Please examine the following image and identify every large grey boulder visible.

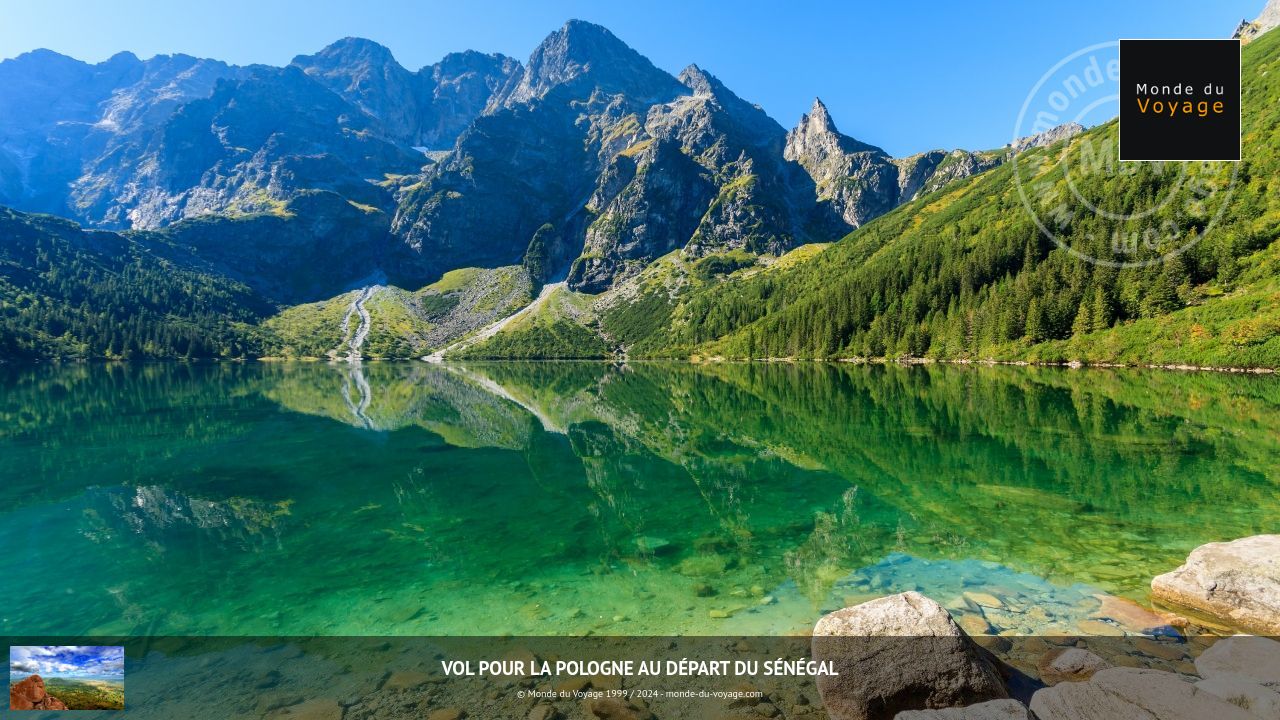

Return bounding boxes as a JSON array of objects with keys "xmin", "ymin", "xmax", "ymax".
[
  {"xmin": 1195, "ymin": 636, "xmax": 1280, "ymax": 690},
  {"xmin": 1151, "ymin": 535, "xmax": 1280, "ymax": 635},
  {"xmin": 1196, "ymin": 675, "xmax": 1280, "ymax": 719},
  {"xmin": 893, "ymin": 699, "xmax": 1029, "ymax": 719},
  {"xmin": 1029, "ymin": 667, "xmax": 1255, "ymax": 720},
  {"xmin": 812, "ymin": 591, "xmax": 1008, "ymax": 720}
]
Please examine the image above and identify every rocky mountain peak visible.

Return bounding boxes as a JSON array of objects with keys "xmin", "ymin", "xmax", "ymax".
[
  {"xmin": 785, "ymin": 97, "xmax": 882, "ymax": 169},
  {"xmin": 677, "ymin": 64, "xmax": 719, "ymax": 96},
  {"xmin": 504, "ymin": 19, "xmax": 681, "ymax": 106},
  {"xmin": 295, "ymin": 37, "xmax": 398, "ymax": 68},
  {"xmin": 805, "ymin": 97, "xmax": 835, "ymax": 132},
  {"xmin": 1235, "ymin": 0, "xmax": 1280, "ymax": 42}
]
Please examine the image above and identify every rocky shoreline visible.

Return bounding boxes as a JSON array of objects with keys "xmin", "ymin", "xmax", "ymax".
[
  {"xmin": 810, "ymin": 534, "xmax": 1280, "ymax": 719},
  {"xmin": 55, "ymin": 536, "xmax": 1280, "ymax": 719}
]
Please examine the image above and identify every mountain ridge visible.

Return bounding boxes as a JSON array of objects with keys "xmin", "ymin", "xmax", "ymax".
[{"xmin": 0, "ymin": 18, "xmax": 1164, "ymax": 363}]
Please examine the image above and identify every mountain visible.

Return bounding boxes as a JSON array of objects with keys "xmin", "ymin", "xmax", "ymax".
[
  {"xmin": 392, "ymin": 20, "xmax": 1004, "ymax": 294},
  {"xmin": 10, "ymin": 15, "xmax": 1273, "ymax": 366},
  {"xmin": 290, "ymin": 39, "xmax": 520, "ymax": 149},
  {"xmin": 0, "ymin": 49, "xmax": 243, "ymax": 223},
  {"xmin": 1236, "ymin": 0, "xmax": 1280, "ymax": 42},
  {"xmin": 461, "ymin": 23, "xmax": 1280, "ymax": 369},
  {"xmin": 0, "ymin": 39, "xmax": 519, "ymax": 231}
]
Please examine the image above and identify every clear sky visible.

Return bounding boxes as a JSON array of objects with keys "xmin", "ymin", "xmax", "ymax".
[{"xmin": 0, "ymin": 0, "xmax": 1262, "ymax": 156}]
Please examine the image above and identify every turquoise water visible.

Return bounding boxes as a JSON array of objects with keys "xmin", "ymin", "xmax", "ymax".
[{"xmin": 0, "ymin": 361, "xmax": 1276, "ymax": 636}]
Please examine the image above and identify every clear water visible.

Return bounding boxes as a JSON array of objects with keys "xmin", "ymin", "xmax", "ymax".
[{"xmin": 0, "ymin": 361, "xmax": 1276, "ymax": 636}]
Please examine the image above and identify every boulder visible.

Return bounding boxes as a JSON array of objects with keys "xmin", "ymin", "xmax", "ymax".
[
  {"xmin": 1195, "ymin": 636, "xmax": 1280, "ymax": 690},
  {"xmin": 893, "ymin": 699, "xmax": 1030, "ymax": 719},
  {"xmin": 1029, "ymin": 667, "xmax": 1255, "ymax": 720},
  {"xmin": 1196, "ymin": 675, "xmax": 1280, "ymax": 719},
  {"xmin": 812, "ymin": 591, "xmax": 1009, "ymax": 720},
  {"xmin": 9, "ymin": 675, "xmax": 68, "ymax": 711},
  {"xmin": 1150, "ymin": 535, "xmax": 1280, "ymax": 635},
  {"xmin": 1036, "ymin": 648, "xmax": 1111, "ymax": 686}
]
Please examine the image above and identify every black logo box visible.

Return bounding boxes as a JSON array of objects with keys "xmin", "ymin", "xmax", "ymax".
[{"xmin": 1119, "ymin": 39, "xmax": 1240, "ymax": 161}]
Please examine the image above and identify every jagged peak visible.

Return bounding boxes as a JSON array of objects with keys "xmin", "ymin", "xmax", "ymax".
[
  {"xmin": 1235, "ymin": 0, "xmax": 1280, "ymax": 42},
  {"xmin": 677, "ymin": 63, "xmax": 719, "ymax": 95},
  {"xmin": 504, "ymin": 19, "xmax": 680, "ymax": 106},
  {"xmin": 785, "ymin": 98, "xmax": 885, "ymax": 165},
  {"xmin": 800, "ymin": 97, "xmax": 837, "ymax": 134}
]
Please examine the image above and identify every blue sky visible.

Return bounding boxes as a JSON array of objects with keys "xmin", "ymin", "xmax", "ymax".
[
  {"xmin": 9, "ymin": 646, "xmax": 125, "ymax": 681},
  {"xmin": 0, "ymin": 0, "xmax": 1262, "ymax": 155}
]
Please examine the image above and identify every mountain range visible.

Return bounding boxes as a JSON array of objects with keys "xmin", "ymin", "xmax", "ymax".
[{"xmin": 2, "ymin": 11, "xmax": 1277, "ymax": 367}]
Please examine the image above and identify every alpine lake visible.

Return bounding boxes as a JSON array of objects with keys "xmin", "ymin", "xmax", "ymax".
[{"xmin": 1, "ymin": 361, "xmax": 1276, "ymax": 638}]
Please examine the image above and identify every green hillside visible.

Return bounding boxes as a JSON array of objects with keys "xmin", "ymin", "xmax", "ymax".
[
  {"xmin": 42, "ymin": 678, "xmax": 125, "ymax": 711},
  {"xmin": 0, "ymin": 208, "xmax": 272, "ymax": 360},
  {"xmin": 460, "ymin": 29, "xmax": 1280, "ymax": 366},
  {"xmin": 594, "ymin": 29, "xmax": 1280, "ymax": 366}
]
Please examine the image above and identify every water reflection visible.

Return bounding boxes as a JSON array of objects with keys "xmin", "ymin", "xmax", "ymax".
[{"xmin": 0, "ymin": 361, "xmax": 1276, "ymax": 636}]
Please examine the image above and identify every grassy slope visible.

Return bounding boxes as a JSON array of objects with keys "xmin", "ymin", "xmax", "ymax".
[
  {"xmin": 583, "ymin": 29, "xmax": 1280, "ymax": 368},
  {"xmin": 263, "ymin": 266, "xmax": 532, "ymax": 359},
  {"xmin": 453, "ymin": 285, "xmax": 610, "ymax": 359}
]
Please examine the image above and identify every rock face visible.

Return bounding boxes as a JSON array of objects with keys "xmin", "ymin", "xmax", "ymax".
[
  {"xmin": 291, "ymin": 40, "xmax": 520, "ymax": 150},
  {"xmin": 1029, "ymin": 667, "xmax": 1256, "ymax": 720},
  {"xmin": 812, "ymin": 591, "xmax": 1009, "ymax": 720},
  {"xmin": 784, "ymin": 98, "xmax": 897, "ymax": 229},
  {"xmin": 1150, "ymin": 534, "xmax": 1280, "ymax": 635},
  {"xmin": 1235, "ymin": 0, "xmax": 1280, "ymax": 43},
  {"xmin": 1010, "ymin": 122, "xmax": 1085, "ymax": 153},
  {"xmin": 9, "ymin": 675, "xmax": 68, "ymax": 711},
  {"xmin": 784, "ymin": 98, "xmax": 1010, "ymax": 234}
]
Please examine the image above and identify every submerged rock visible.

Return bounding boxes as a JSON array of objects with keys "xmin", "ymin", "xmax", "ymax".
[
  {"xmin": 1151, "ymin": 535, "xmax": 1280, "ymax": 635},
  {"xmin": 1037, "ymin": 648, "xmax": 1111, "ymax": 686},
  {"xmin": 1029, "ymin": 667, "xmax": 1254, "ymax": 720},
  {"xmin": 812, "ymin": 591, "xmax": 1008, "ymax": 720}
]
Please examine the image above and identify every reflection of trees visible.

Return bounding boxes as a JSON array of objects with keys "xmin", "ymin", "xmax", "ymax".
[{"xmin": 6, "ymin": 359, "xmax": 1279, "ymax": 622}]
